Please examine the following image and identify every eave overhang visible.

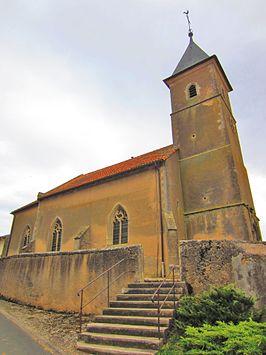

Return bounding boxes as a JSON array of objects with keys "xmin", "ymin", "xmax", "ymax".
[{"xmin": 164, "ymin": 55, "xmax": 233, "ymax": 92}]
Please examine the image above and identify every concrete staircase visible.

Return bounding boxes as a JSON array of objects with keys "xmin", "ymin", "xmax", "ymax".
[{"xmin": 77, "ymin": 279, "xmax": 187, "ymax": 354}]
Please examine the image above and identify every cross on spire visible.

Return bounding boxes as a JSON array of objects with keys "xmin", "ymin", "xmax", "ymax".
[{"xmin": 183, "ymin": 10, "xmax": 193, "ymax": 38}]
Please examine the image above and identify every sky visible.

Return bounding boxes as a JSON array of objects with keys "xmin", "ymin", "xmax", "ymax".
[{"xmin": 0, "ymin": 0, "xmax": 265, "ymax": 240}]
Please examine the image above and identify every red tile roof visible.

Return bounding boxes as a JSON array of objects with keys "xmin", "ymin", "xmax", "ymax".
[
  {"xmin": 41, "ymin": 145, "xmax": 176, "ymax": 199},
  {"xmin": 12, "ymin": 145, "xmax": 176, "ymax": 213}
]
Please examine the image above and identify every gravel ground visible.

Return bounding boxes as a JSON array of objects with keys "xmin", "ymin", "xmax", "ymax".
[{"xmin": 0, "ymin": 298, "xmax": 85, "ymax": 354}]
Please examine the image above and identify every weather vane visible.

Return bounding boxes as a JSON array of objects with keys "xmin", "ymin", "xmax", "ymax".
[{"xmin": 183, "ymin": 10, "xmax": 193, "ymax": 37}]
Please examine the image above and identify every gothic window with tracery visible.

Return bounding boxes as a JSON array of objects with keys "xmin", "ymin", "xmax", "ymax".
[
  {"xmin": 51, "ymin": 219, "xmax": 62, "ymax": 251},
  {"xmin": 22, "ymin": 226, "xmax": 31, "ymax": 247},
  {"xmin": 113, "ymin": 208, "xmax": 128, "ymax": 245},
  {"xmin": 189, "ymin": 84, "xmax": 197, "ymax": 98}
]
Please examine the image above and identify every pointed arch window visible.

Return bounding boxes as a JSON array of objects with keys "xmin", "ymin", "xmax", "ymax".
[
  {"xmin": 22, "ymin": 226, "xmax": 31, "ymax": 247},
  {"xmin": 51, "ymin": 219, "xmax": 62, "ymax": 251},
  {"xmin": 189, "ymin": 84, "xmax": 197, "ymax": 98},
  {"xmin": 113, "ymin": 208, "xmax": 128, "ymax": 245}
]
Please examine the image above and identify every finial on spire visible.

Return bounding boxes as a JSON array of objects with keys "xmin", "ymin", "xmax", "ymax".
[{"xmin": 183, "ymin": 10, "xmax": 193, "ymax": 39}]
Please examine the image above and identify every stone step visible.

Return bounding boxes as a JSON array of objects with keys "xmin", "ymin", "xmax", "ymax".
[
  {"xmin": 103, "ymin": 307, "xmax": 175, "ymax": 318},
  {"xmin": 79, "ymin": 332, "xmax": 162, "ymax": 350},
  {"xmin": 94, "ymin": 315, "xmax": 171, "ymax": 327},
  {"xmin": 77, "ymin": 341, "xmax": 156, "ymax": 354},
  {"xmin": 128, "ymin": 281, "xmax": 185, "ymax": 289},
  {"xmin": 110, "ymin": 300, "xmax": 175, "ymax": 309},
  {"xmin": 77, "ymin": 279, "xmax": 186, "ymax": 354},
  {"xmin": 124, "ymin": 287, "xmax": 183, "ymax": 294},
  {"xmin": 86, "ymin": 323, "xmax": 167, "ymax": 337},
  {"xmin": 144, "ymin": 278, "xmax": 180, "ymax": 282},
  {"xmin": 117, "ymin": 293, "xmax": 181, "ymax": 301}
]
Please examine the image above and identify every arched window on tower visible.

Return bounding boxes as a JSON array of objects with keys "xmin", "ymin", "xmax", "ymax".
[
  {"xmin": 51, "ymin": 219, "xmax": 62, "ymax": 251},
  {"xmin": 188, "ymin": 84, "xmax": 197, "ymax": 98},
  {"xmin": 22, "ymin": 226, "xmax": 31, "ymax": 247},
  {"xmin": 113, "ymin": 207, "xmax": 128, "ymax": 245}
]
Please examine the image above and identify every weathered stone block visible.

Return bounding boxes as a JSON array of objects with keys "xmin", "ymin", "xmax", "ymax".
[
  {"xmin": 0, "ymin": 245, "xmax": 144, "ymax": 313},
  {"xmin": 180, "ymin": 240, "xmax": 266, "ymax": 309}
]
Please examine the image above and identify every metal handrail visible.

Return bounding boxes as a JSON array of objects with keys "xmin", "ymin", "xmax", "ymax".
[
  {"xmin": 77, "ymin": 257, "xmax": 127, "ymax": 295},
  {"xmin": 152, "ymin": 265, "xmax": 180, "ymax": 340},
  {"xmin": 159, "ymin": 283, "xmax": 177, "ymax": 311},
  {"xmin": 151, "ymin": 268, "xmax": 175, "ymax": 302},
  {"xmin": 77, "ymin": 256, "xmax": 134, "ymax": 333},
  {"xmin": 82, "ymin": 270, "xmax": 131, "ymax": 309}
]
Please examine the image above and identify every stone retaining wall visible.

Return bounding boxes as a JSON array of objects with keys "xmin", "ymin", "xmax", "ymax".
[
  {"xmin": 180, "ymin": 240, "xmax": 266, "ymax": 309},
  {"xmin": 0, "ymin": 245, "xmax": 143, "ymax": 313}
]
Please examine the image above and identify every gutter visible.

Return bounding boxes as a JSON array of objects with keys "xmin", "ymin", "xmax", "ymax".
[
  {"xmin": 39, "ymin": 161, "xmax": 167, "ymax": 202},
  {"xmin": 11, "ymin": 163, "xmax": 161, "ymax": 213}
]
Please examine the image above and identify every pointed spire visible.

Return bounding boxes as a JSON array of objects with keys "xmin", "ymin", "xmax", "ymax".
[{"xmin": 172, "ymin": 11, "xmax": 209, "ymax": 76}]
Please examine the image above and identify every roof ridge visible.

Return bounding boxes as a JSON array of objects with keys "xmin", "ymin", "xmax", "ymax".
[
  {"xmin": 12, "ymin": 144, "xmax": 177, "ymax": 211},
  {"xmin": 82, "ymin": 144, "xmax": 175, "ymax": 177},
  {"xmin": 41, "ymin": 145, "xmax": 176, "ymax": 199},
  {"xmin": 41, "ymin": 174, "xmax": 85, "ymax": 195}
]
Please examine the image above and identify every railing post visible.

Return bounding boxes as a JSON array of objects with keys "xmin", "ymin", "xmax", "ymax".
[
  {"xmin": 77, "ymin": 257, "xmax": 134, "ymax": 335},
  {"xmin": 157, "ymin": 288, "xmax": 161, "ymax": 340},
  {"xmin": 79, "ymin": 289, "xmax": 83, "ymax": 333},
  {"xmin": 107, "ymin": 270, "xmax": 110, "ymax": 307},
  {"xmin": 173, "ymin": 266, "xmax": 176, "ymax": 309}
]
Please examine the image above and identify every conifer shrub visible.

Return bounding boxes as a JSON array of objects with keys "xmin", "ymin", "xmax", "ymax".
[
  {"xmin": 157, "ymin": 335, "xmax": 182, "ymax": 354},
  {"xmin": 178, "ymin": 320, "xmax": 266, "ymax": 354},
  {"xmin": 157, "ymin": 285, "xmax": 265, "ymax": 354},
  {"xmin": 174, "ymin": 284, "xmax": 255, "ymax": 333}
]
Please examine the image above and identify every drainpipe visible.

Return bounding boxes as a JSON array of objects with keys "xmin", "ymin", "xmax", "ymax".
[{"xmin": 155, "ymin": 162, "xmax": 165, "ymax": 278}]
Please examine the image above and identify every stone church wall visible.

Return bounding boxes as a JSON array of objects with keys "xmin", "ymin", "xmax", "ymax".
[
  {"xmin": 0, "ymin": 245, "xmax": 143, "ymax": 313},
  {"xmin": 180, "ymin": 240, "xmax": 266, "ymax": 309},
  {"xmin": 9, "ymin": 168, "xmax": 162, "ymax": 277},
  {"xmin": 8, "ymin": 204, "xmax": 38, "ymax": 255}
]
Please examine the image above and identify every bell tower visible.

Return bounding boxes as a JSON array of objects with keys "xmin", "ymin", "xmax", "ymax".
[{"xmin": 164, "ymin": 29, "xmax": 261, "ymax": 242}]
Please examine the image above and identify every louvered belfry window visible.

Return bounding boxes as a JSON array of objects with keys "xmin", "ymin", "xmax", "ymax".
[
  {"xmin": 113, "ymin": 208, "xmax": 128, "ymax": 245},
  {"xmin": 51, "ymin": 219, "xmax": 62, "ymax": 251},
  {"xmin": 189, "ymin": 84, "xmax": 197, "ymax": 98}
]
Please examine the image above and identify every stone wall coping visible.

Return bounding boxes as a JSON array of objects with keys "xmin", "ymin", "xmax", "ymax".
[
  {"xmin": 180, "ymin": 239, "xmax": 266, "ymax": 257},
  {"xmin": 0, "ymin": 244, "xmax": 144, "ymax": 312},
  {"xmin": 2, "ymin": 244, "xmax": 143, "ymax": 261},
  {"xmin": 180, "ymin": 240, "xmax": 266, "ymax": 246}
]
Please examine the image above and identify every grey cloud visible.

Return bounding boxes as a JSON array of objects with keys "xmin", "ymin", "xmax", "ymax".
[{"xmin": 0, "ymin": 1, "xmax": 265, "ymax": 239}]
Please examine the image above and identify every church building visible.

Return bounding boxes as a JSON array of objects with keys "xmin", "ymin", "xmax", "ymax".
[{"xmin": 6, "ymin": 30, "xmax": 261, "ymax": 277}]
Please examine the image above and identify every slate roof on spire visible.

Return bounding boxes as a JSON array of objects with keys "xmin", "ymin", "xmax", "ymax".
[{"xmin": 172, "ymin": 34, "xmax": 209, "ymax": 76}]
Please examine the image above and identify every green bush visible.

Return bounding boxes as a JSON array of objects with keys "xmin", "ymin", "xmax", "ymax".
[
  {"xmin": 157, "ymin": 285, "xmax": 263, "ymax": 354},
  {"xmin": 175, "ymin": 285, "xmax": 255, "ymax": 332},
  {"xmin": 178, "ymin": 320, "xmax": 266, "ymax": 355},
  {"xmin": 156, "ymin": 335, "xmax": 182, "ymax": 355}
]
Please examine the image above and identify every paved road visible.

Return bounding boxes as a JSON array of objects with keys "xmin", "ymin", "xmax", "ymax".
[{"xmin": 0, "ymin": 312, "xmax": 51, "ymax": 355}]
